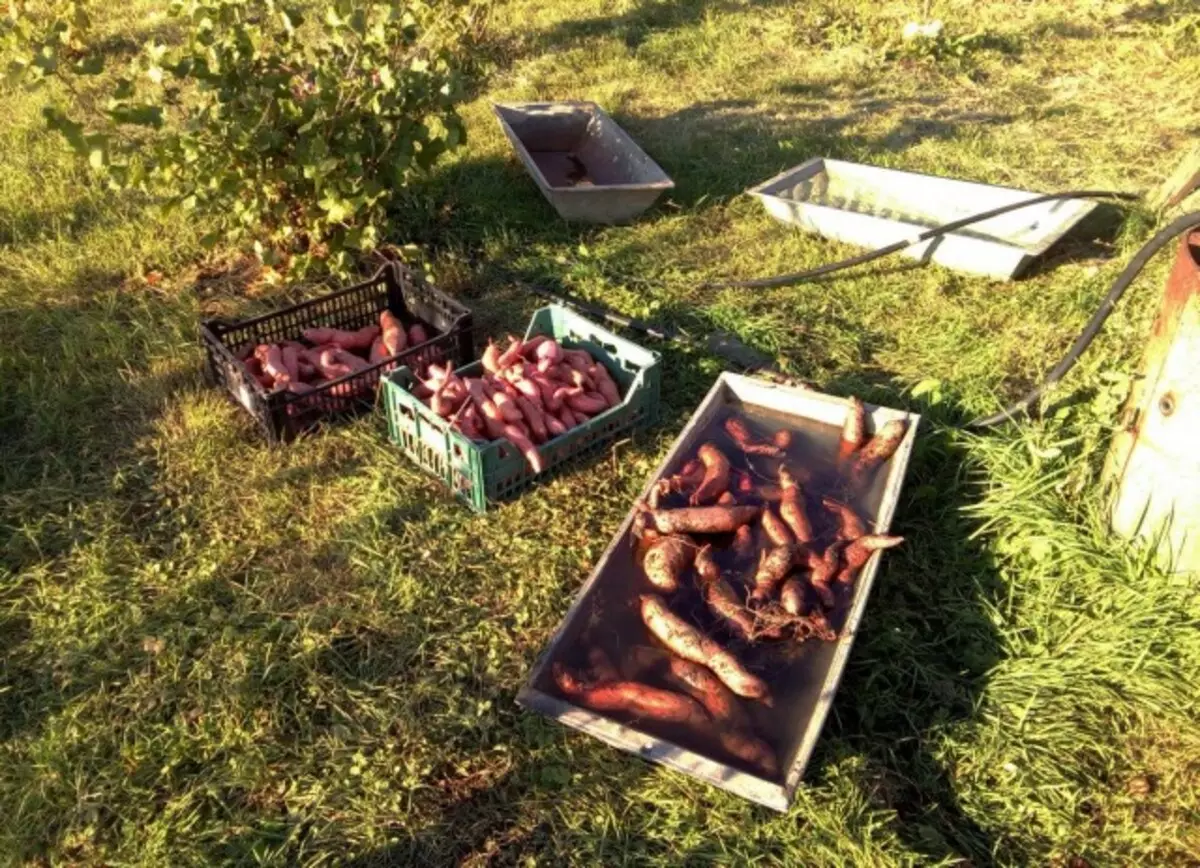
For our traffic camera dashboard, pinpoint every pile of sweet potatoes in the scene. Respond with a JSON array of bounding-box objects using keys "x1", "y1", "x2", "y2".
[
  {"x1": 413, "y1": 334, "x2": 624, "y2": 473},
  {"x1": 553, "y1": 401, "x2": 909, "y2": 779},
  {"x1": 237, "y1": 311, "x2": 439, "y2": 409}
]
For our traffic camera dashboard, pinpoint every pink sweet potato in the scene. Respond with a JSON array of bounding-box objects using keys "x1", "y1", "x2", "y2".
[
  {"x1": 380, "y1": 311, "x2": 408, "y2": 356},
  {"x1": 497, "y1": 336, "x2": 524, "y2": 369},
  {"x1": 504, "y1": 424, "x2": 544, "y2": 473},
  {"x1": 255, "y1": 344, "x2": 290, "y2": 384},
  {"x1": 589, "y1": 363, "x2": 620, "y2": 407},
  {"x1": 481, "y1": 340, "x2": 503, "y2": 374},
  {"x1": 407, "y1": 324, "x2": 430, "y2": 346},
  {"x1": 490, "y1": 388, "x2": 524, "y2": 424},
  {"x1": 516, "y1": 395, "x2": 548, "y2": 442},
  {"x1": 536, "y1": 338, "x2": 563, "y2": 365},
  {"x1": 565, "y1": 388, "x2": 608, "y2": 416}
]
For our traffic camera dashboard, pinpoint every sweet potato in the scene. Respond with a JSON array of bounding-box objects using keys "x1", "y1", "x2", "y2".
[
  {"x1": 546, "y1": 415, "x2": 568, "y2": 438},
  {"x1": 842, "y1": 534, "x2": 904, "y2": 571},
  {"x1": 803, "y1": 538, "x2": 834, "y2": 578},
  {"x1": 514, "y1": 378, "x2": 543, "y2": 408},
  {"x1": 310, "y1": 324, "x2": 378, "y2": 351},
  {"x1": 695, "y1": 545, "x2": 756, "y2": 641},
  {"x1": 431, "y1": 378, "x2": 463, "y2": 417},
  {"x1": 481, "y1": 340, "x2": 502, "y2": 374},
  {"x1": 520, "y1": 334, "x2": 550, "y2": 360},
  {"x1": 565, "y1": 389, "x2": 608, "y2": 416},
  {"x1": 408, "y1": 323, "x2": 430, "y2": 346},
  {"x1": 724, "y1": 417, "x2": 784, "y2": 457},
  {"x1": 691, "y1": 443, "x2": 732, "y2": 507},
  {"x1": 760, "y1": 507, "x2": 794, "y2": 547},
  {"x1": 839, "y1": 396, "x2": 866, "y2": 460},
  {"x1": 504, "y1": 424, "x2": 544, "y2": 473},
  {"x1": 589, "y1": 363, "x2": 621, "y2": 407},
  {"x1": 750, "y1": 544, "x2": 798, "y2": 603},
  {"x1": 823, "y1": 497, "x2": 866, "y2": 541},
  {"x1": 534, "y1": 376, "x2": 563, "y2": 412},
  {"x1": 328, "y1": 347, "x2": 367, "y2": 373},
  {"x1": 553, "y1": 663, "x2": 710, "y2": 727},
  {"x1": 852, "y1": 419, "x2": 908, "y2": 477},
  {"x1": 640, "y1": 594, "x2": 770, "y2": 701},
  {"x1": 778, "y1": 467, "x2": 813, "y2": 544},
  {"x1": 516, "y1": 395, "x2": 548, "y2": 442},
  {"x1": 638, "y1": 503, "x2": 760, "y2": 535},
  {"x1": 255, "y1": 344, "x2": 290, "y2": 384},
  {"x1": 380, "y1": 311, "x2": 408, "y2": 356},
  {"x1": 490, "y1": 387, "x2": 524, "y2": 424},
  {"x1": 467, "y1": 380, "x2": 508, "y2": 440},
  {"x1": 536, "y1": 338, "x2": 563, "y2": 366},
  {"x1": 244, "y1": 356, "x2": 275, "y2": 389},
  {"x1": 494, "y1": 336, "x2": 522, "y2": 369},
  {"x1": 660, "y1": 654, "x2": 778, "y2": 777},
  {"x1": 368, "y1": 337, "x2": 389, "y2": 365},
  {"x1": 567, "y1": 368, "x2": 595, "y2": 391},
  {"x1": 279, "y1": 345, "x2": 302, "y2": 382},
  {"x1": 642, "y1": 535, "x2": 695, "y2": 592},
  {"x1": 649, "y1": 459, "x2": 705, "y2": 508},
  {"x1": 779, "y1": 579, "x2": 806, "y2": 616},
  {"x1": 732, "y1": 524, "x2": 755, "y2": 558},
  {"x1": 717, "y1": 491, "x2": 737, "y2": 506},
  {"x1": 562, "y1": 349, "x2": 593, "y2": 374}
]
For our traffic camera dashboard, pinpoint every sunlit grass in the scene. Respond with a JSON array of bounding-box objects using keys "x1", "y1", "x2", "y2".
[{"x1": 2, "y1": 0, "x2": 1199, "y2": 864}]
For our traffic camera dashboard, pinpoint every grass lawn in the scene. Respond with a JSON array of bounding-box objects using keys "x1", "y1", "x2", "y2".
[{"x1": 3, "y1": 0, "x2": 1200, "y2": 864}]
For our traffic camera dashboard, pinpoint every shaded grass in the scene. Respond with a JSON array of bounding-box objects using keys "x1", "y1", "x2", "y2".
[{"x1": 2, "y1": 0, "x2": 1200, "y2": 865}]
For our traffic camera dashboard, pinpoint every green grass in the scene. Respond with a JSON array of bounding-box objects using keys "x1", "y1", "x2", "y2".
[{"x1": 3, "y1": 0, "x2": 1200, "y2": 864}]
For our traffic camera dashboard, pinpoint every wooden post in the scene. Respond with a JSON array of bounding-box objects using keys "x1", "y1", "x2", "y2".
[
  {"x1": 1151, "y1": 143, "x2": 1200, "y2": 212},
  {"x1": 1105, "y1": 230, "x2": 1200, "y2": 573}
]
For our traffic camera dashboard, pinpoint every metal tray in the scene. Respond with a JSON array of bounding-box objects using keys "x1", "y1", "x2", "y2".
[
  {"x1": 493, "y1": 101, "x2": 674, "y2": 224},
  {"x1": 748, "y1": 157, "x2": 1098, "y2": 279},
  {"x1": 517, "y1": 374, "x2": 920, "y2": 810}
]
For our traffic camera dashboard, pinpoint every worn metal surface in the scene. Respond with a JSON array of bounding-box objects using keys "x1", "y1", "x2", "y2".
[
  {"x1": 493, "y1": 101, "x2": 674, "y2": 224},
  {"x1": 1106, "y1": 230, "x2": 1200, "y2": 573},
  {"x1": 748, "y1": 157, "x2": 1099, "y2": 280},
  {"x1": 517, "y1": 374, "x2": 920, "y2": 810}
]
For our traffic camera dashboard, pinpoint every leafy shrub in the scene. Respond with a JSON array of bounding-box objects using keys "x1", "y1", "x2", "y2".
[{"x1": 3, "y1": 0, "x2": 477, "y2": 275}]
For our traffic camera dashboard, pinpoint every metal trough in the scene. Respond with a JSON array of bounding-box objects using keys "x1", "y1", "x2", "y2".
[
  {"x1": 493, "y1": 101, "x2": 674, "y2": 224},
  {"x1": 518, "y1": 374, "x2": 920, "y2": 810},
  {"x1": 748, "y1": 157, "x2": 1099, "y2": 279}
]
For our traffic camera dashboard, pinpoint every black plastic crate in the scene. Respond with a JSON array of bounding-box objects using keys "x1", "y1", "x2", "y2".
[{"x1": 201, "y1": 263, "x2": 473, "y2": 443}]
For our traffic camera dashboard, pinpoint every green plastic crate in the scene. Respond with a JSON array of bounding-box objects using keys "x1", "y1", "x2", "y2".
[{"x1": 383, "y1": 304, "x2": 661, "y2": 512}]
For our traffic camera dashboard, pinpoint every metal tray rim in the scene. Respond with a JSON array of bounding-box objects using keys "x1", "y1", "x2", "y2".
[
  {"x1": 747, "y1": 156, "x2": 1098, "y2": 259},
  {"x1": 492, "y1": 100, "x2": 676, "y2": 194}
]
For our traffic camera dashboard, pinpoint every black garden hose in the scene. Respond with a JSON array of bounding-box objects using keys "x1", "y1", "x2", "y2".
[
  {"x1": 526, "y1": 195, "x2": 1200, "y2": 430},
  {"x1": 967, "y1": 209, "x2": 1200, "y2": 428}
]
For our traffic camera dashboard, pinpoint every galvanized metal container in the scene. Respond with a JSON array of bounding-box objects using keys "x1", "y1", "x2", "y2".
[
  {"x1": 748, "y1": 157, "x2": 1099, "y2": 280},
  {"x1": 517, "y1": 374, "x2": 920, "y2": 811},
  {"x1": 493, "y1": 101, "x2": 674, "y2": 224}
]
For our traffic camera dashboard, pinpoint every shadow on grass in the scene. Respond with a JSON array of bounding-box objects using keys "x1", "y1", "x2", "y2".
[
  {"x1": 531, "y1": 0, "x2": 796, "y2": 54},
  {"x1": 799, "y1": 377, "x2": 1006, "y2": 865},
  {"x1": 611, "y1": 98, "x2": 1016, "y2": 207}
]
